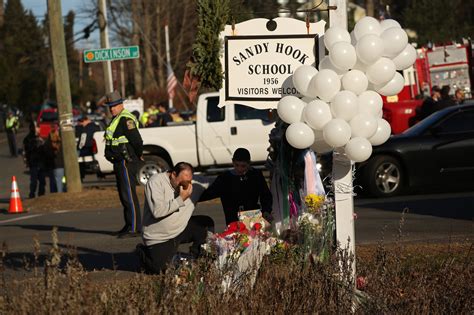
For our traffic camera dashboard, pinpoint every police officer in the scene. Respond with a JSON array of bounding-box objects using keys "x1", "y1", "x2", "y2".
[
  {"x1": 5, "y1": 111, "x2": 20, "y2": 157},
  {"x1": 104, "y1": 91, "x2": 143, "y2": 238}
]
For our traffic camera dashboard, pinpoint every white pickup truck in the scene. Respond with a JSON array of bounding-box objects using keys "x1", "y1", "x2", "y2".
[{"x1": 93, "y1": 92, "x2": 275, "y2": 184}]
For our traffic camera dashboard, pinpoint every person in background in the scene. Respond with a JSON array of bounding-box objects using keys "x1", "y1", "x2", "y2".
[
  {"x1": 131, "y1": 110, "x2": 144, "y2": 128},
  {"x1": 5, "y1": 111, "x2": 20, "y2": 157},
  {"x1": 169, "y1": 108, "x2": 183, "y2": 123},
  {"x1": 137, "y1": 162, "x2": 214, "y2": 274},
  {"x1": 23, "y1": 122, "x2": 46, "y2": 198},
  {"x1": 45, "y1": 128, "x2": 65, "y2": 192},
  {"x1": 140, "y1": 104, "x2": 159, "y2": 127},
  {"x1": 419, "y1": 85, "x2": 441, "y2": 119},
  {"x1": 157, "y1": 103, "x2": 172, "y2": 126},
  {"x1": 103, "y1": 91, "x2": 143, "y2": 238},
  {"x1": 454, "y1": 88, "x2": 465, "y2": 105},
  {"x1": 76, "y1": 115, "x2": 101, "y2": 181},
  {"x1": 146, "y1": 114, "x2": 161, "y2": 128},
  {"x1": 435, "y1": 85, "x2": 455, "y2": 110},
  {"x1": 199, "y1": 148, "x2": 273, "y2": 225}
]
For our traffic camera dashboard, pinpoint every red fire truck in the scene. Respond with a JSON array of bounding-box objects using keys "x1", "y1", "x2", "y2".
[{"x1": 382, "y1": 41, "x2": 473, "y2": 134}]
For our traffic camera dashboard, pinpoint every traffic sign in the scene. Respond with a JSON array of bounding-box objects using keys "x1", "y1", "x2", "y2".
[{"x1": 83, "y1": 46, "x2": 140, "y2": 63}]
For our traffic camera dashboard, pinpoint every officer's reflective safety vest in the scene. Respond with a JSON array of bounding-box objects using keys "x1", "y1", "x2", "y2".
[
  {"x1": 104, "y1": 109, "x2": 139, "y2": 147},
  {"x1": 6, "y1": 116, "x2": 18, "y2": 130}
]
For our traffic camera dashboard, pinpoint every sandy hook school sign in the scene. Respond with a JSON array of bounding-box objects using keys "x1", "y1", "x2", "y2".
[{"x1": 219, "y1": 18, "x2": 326, "y2": 109}]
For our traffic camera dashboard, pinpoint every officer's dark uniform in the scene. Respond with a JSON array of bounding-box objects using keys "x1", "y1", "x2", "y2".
[
  {"x1": 104, "y1": 95, "x2": 143, "y2": 237},
  {"x1": 6, "y1": 113, "x2": 19, "y2": 157}
]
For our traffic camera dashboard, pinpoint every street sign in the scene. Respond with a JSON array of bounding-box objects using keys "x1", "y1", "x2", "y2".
[{"x1": 83, "y1": 46, "x2": 140, "y2": 63}]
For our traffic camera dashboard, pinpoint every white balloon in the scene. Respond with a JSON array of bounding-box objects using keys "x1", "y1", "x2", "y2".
[
  {"x1": 304, "y1": 100, "x2": 333, "y2": 130},
  {"x1": 311, "y1": 130, "x2": 333, "y2": 154},
  {"x1": 356, "y1": 34, "x2": 384, "y2": 65},
  {"x1": 352, "y1": 58, "x2": 368, "y2": 72},
  {"x1": 345, "y1": 137, "x2": 373, "y2": 162},
  {"x1": 309, "y1": 69, "x2": 341, "y2": 102},
  {"x1": 323, "y1": 118, "x2": 352, "y2": 148},
  {"x1": 392, "y1": 44, "x2": 417, "y2": 70},
  {"x1": 324, "y1": 26, "x2": 351, "y2": 50},
  {"x1": 376, "y1": 109, "x2": 383, "y2": 118},
  {"x1": 342, "y1": 70, "x2": 369, "y2": 95},
  {"x1": 318, "y1": 56, "x2": 347, "y2": 76},
  {"x1": 358, "y1": 90, "x2": 383, "y2": 116},
  {"x1": 331, "y1": 90, "x2": 359, "y2": 121},
  {"x1": 375, "y1": 72, "x2": 405, "y2": 96},
  {"x1": 380, "y1": 19, "x2": 401, "y2": 32},
  {"x1": 277, "y1": 96, "x2": 306, "y2": 124},
  {"x1": 354, "y1": 16, "x2": 381, "y2": 40},
  {"x1": 381, "y1": 27, "x2": 408, "y2": 57},
  {"x1": 350, "y1": 30, "x2": 357, "y2": 46},
  {"x1": 329, "y1": 41, "x2": 357, "y2": 70},
  {"x1": 301, "y1": 96, "x2": 316, "y2": 103},
  {"x1": 368, "y1": 118, "x2": 391, "y2": 146},
  {"x1": 366, "y1": 57, "x2": 396, "y2": 85},
  {"x1": 350, "y1": 113, "x2": 378, "y2": 138},
  {"x1": 286, "y1": 122, "x2": 315, "y2": 149},
  {"x1": 292, "y1": 65, "x2": 319, "y2": 97}
]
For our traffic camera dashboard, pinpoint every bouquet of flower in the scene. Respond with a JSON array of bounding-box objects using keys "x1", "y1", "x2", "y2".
[
  {"x1": 298, "y1": 196, "x2": 335, "y2": 262},
  {"x1": 304, "y1": 194, "x2": 325, "y2": 215}
]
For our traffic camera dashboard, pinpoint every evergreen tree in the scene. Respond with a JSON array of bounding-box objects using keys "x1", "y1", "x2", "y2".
[
  {"x1": 0, "y1": 0, "x2": 47, "y2": 112},
  {"x1": 189, "y1": 0, "x2": 230, "y2": 90},
  {"x1": 403, "y1": 0, "x2": 470, "y2": 45}
]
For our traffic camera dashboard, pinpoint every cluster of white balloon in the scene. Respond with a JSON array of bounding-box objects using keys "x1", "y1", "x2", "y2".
[{"x1": 277, "y1": 17, "x2": 417, "y2": 162}]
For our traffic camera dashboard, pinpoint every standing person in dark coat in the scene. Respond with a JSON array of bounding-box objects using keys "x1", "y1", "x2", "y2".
[
  {"x1": 418, "y1": 85, "x2": 441, "y2": 119},
  {"x1": 103, "y1": 91, "x2": 144, "y2": 238},
  {"x1": 76, "y1": 115, "x2": 101, "y2": 181},
  {"x1": 45, "y1": 128, "x2": 65, "y2": 192},
  {"x1": 23, "y1": 123, "x2": 46, "y2": 198},
  {"x1": 435, "y1": 85, "x2": 455, "y2": 110},
  {"x1": 199, "y1": 148, "x2": 273, "y2": 225}
]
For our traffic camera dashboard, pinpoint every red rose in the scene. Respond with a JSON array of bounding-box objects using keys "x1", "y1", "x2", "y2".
[{"x1": 356, "y1": 276, "x2": 367, "y2": 290}]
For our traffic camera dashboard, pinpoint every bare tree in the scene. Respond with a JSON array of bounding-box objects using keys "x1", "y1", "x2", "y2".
[
  {"x1": 131, "y1": 0, "x2": 142, "y2": 95},
  {"x1": 142, "y1": 0, "x2": 158, "y2": 94},
  {"x1": 155, "y1": 1, "x2": 165, "y2": 90}
]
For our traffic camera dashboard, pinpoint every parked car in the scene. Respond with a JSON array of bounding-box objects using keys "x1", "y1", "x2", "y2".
[{"x1": 356, "y1": 102, "x2": 474, "y2": 197}]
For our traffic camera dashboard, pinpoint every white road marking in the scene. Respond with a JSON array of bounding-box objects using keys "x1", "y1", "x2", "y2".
[{"x1": 0, "y1": 210, "x2": 72, "y2": 224}]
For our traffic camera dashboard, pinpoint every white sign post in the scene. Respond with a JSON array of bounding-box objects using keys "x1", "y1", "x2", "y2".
[
  {"x1": 219, "y1": 18, "x2": 326, "y2": 109},
  {"x1": 329, "y1": 0, "x2": 356, "y2": 285}
]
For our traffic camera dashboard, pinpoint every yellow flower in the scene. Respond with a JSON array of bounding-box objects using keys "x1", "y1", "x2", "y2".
[{"x1": 304, "y1": 194, "x2": 325, "y2": 214}]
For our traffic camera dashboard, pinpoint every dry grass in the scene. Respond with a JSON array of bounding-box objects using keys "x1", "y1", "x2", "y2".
[{"x1": 0, "y1": 229, "x2": 472, "y2": 314}]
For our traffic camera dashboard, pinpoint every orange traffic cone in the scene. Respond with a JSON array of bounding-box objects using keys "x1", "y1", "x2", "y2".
[{"x1": 8, "y1": 176, "x2": 24, "y2": 214}]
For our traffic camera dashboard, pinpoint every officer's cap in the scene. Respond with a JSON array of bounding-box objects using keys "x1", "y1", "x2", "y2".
[{"x1": 105, "y1": 91, "x2": 123, "y2": 107}]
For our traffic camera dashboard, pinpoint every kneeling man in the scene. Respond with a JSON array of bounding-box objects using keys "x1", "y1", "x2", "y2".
[{"x1": 139, "y1": 162, "x2": 214, "y2": 274}]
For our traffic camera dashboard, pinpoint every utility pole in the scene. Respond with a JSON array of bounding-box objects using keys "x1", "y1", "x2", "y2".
[
  {"x1": 47, "y1": 0, "x2": 82, "y2": 193},
  {"x1": 98, "y1": 0, "x2": 113, "y2": 94}
]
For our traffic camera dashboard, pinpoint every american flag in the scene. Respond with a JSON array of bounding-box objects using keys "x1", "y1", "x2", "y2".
[{"x1": 167, "y1": 63, "x2": 178, "y2": 100}]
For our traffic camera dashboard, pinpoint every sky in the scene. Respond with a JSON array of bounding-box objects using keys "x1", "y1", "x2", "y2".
[{"x1": 22, "y1": 0, "x2": 100, "y2": 49}]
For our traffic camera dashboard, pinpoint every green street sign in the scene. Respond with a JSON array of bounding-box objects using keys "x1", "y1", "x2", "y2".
[{"x1": 83, "y1": 46, "x2": 140, "y2": 63}]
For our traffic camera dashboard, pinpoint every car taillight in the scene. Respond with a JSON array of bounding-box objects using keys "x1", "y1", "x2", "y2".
[{"x1": 92, "y1": 139, "x2": 98, "y2": 154}]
